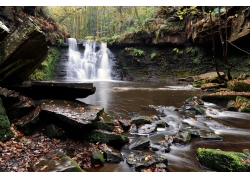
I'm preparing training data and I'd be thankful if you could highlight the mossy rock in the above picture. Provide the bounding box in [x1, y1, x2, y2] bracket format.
[87, 130, 129, 147]
[227, 80, 250, 92]
[91, 150, 105, 166]
[32, 150, 84, 172]
[197, 148, 250, 171]
[0, 98, 14, 141]
[226, 100, 240, 111]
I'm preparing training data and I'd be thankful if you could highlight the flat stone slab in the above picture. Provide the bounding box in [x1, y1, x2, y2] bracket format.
[8, 81, 96, 100]
[126, 151, 168, 171]
[40, 99, 103, 129]
[32, 150, 84, 172]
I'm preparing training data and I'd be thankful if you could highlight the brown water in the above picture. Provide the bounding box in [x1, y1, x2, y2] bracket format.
[77, 80, 250, 172]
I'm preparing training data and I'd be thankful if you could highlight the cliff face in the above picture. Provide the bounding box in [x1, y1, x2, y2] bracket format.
[107, 6, 250, 82]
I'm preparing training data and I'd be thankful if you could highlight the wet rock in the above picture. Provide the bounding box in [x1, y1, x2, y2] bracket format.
[129, 124, 138, 134]
[91, 150, 105, 167]
[181, 104, 205, 115]
[94, 112, 116, 131]
[0, 88, 36, 122]
[140, 163, 168, 172]
[43, 124, 67, 139]
[173, 130, 191, 145]
[130, 116, 151, 125]
[0, 98, 14, 141]
[98, 143, 123, 163]
[198, 130, 222, 141]
[9, 81, 96, 100]
[87, 130, 129, 147]
[126, 151, 168, 172]
[40, 99, 104, 130]
[129, 136, 150, 150]
[118, 119, 131, 130]
[226, 100, 240, 112]
[0, 17, 48, 86]
[138, 124, 157, 134]
[185, 96, 204, 106]
[197, 148, 250, 172]
[149, 133, 171, 153]
[32, 150, 84, 172]
[243, 149, 250, 156]
[15, 106, 41, 135]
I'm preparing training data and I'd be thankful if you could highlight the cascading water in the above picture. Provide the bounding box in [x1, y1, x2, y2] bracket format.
[66, 38, 112, 81]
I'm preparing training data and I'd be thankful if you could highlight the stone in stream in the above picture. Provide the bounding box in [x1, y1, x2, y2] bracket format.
[198, 129, 222, 141]
[149, 133, 171, 153]
[185, 96, 204, 106]
[91, 149, 105, 167]
[138, 124, 157, 134]
[98, 143, 123, 163]
[32, 150, 84, 172]
[0, 17, 48, 86]
[118, 119, 131, 130]
[173, 130, 192, 145]
[40, 99, 104, 130]
[130, 116, 151, 125]
[197, 148, 250, 172]
[181, 104, 205, 115]
[93, 112, 124, 133]
[87, 130, 129, 147]
[129, 124, 138, 134]
[129, 136, 150, 150]
[0, 98, 14, 141]
[126, 151, 168, 172]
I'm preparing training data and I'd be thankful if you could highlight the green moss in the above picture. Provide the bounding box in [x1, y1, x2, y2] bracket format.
[0, 98, 14, 141]
[28, 46, 61, 81]
[197, 148, 250, 171]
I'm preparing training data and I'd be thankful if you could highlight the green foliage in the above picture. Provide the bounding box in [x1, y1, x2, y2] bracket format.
[28, 47, 61, 81]
[151, 52, 157, 59]
[173, 48, 179, 53]
[125, 47, 144, 56]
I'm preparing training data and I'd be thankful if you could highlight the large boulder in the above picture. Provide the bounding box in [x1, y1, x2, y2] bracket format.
[0, 17, 48, 86]
[40, 99, 104, 130]
[197, 148, 250, 171]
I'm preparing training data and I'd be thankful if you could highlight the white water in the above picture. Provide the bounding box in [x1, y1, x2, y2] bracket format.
[66, 38, 112, 81]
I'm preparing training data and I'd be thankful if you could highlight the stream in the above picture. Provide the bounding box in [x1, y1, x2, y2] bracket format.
[76, 80, 250, 172]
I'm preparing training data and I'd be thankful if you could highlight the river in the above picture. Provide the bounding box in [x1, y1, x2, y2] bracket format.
[76, 80, 250, 172]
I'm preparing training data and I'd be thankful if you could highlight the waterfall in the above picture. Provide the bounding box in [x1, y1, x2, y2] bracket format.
[66, 38, 112, 81]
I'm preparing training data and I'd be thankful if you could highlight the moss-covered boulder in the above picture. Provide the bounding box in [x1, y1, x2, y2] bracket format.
[226, 96, 250, 113]
[32, 150, 84, 172]
[87, 130, 129, 147]
[0, 98, 14, 141]
[227, 79, 250, 92]
[197, 148, 250, 171]
[130, 116, 151, 125]
[91, 149, 105, 167]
